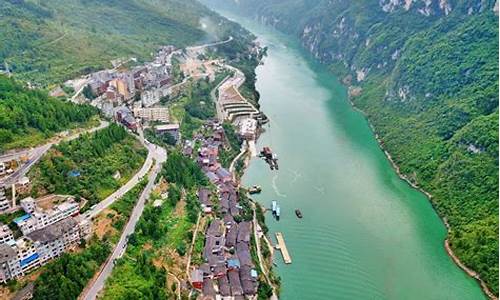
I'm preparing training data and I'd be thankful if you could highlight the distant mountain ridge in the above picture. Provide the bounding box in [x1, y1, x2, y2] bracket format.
[203, 0, 499, 296]
[0, 0, 244, 84]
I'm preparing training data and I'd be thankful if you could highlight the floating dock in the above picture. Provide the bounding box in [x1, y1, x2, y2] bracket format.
[275, 232, 292, 264]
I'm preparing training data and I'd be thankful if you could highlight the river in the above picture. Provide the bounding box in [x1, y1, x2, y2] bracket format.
[219, 11, 487, 300]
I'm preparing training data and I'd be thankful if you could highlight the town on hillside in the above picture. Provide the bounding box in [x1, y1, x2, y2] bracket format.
[0, 37, 278, 300]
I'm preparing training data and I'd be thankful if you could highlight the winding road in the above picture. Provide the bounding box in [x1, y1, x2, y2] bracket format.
[82, 141, 166, 300]
[0, 120, 109, 189]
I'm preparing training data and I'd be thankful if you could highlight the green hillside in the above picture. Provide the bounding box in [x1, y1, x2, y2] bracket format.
[0, 75, 97, 151]
[204, 0, 499, 295]
[0, 0, 243, 84]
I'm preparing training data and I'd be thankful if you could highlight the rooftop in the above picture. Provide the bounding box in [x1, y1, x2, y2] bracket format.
[26, 217, 78, 243]
[155, 124, 180, 131]
[0, 244, 16, 263]
[13, 214, 31, 225]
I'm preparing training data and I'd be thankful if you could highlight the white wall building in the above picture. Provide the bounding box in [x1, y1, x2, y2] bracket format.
[0, 224, 14, 246]
[0, 217, 83, 283]
[17, 197, 79, 235]
[0, 188, 10, 212]
[133, 107, 169, 123]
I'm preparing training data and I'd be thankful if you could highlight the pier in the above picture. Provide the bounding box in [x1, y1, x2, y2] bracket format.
[275, 232, 292, 264]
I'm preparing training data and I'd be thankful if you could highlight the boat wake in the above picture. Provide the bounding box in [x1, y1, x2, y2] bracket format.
[313, 185, 325, 194]
[287, 168, 302, 184]
[272, 174, 287, 198]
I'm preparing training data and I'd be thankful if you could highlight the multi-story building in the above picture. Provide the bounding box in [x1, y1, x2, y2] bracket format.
[16, 197, 79, 235]
[0, 223, 14, 245]
[133, 107, 169, 123]
[26, 217, 80, 265]
[155, 124, 180, 142]
[19, 197, 36, 214]
[0, 187, 10, 212]
[15, 237, 40, 274]
[0, 216, 83, 283]
[0, 244, 21, 283]
[110, 78, 132, 100]
[239, 118, 257, 140]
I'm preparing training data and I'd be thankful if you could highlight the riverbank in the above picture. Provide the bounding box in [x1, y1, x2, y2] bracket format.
[222, 55, 281, 298]
[228, 142, 280, 297]
[346, 91, 497, 300]
[220, 10, 487, 299]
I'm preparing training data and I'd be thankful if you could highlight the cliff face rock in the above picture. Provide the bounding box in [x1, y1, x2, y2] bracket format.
[222, 0, 497, 105]
[379, 0, 453, 15]
[202, 0, 499, 295]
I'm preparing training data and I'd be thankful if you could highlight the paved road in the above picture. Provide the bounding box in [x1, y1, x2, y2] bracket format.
[186, 36, 233, 52]
[0, 149, 33, 163]
[0, 121, 109, 188]
[82, 143, 166, 300]
[85, 141, 155, 219]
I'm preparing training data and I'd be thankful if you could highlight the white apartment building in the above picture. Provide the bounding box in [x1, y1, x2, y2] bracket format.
[0, 224, 14, 245]
[26, 217, 80, 265]
[239, 118, 258, 140]
[133, 107, 169, 123]
[0, 188, 10, 212]
[20, 197, 36, 214]
[17, 197, 79, 235]
[0, 217, 82, 283]
[14, 237, 40, 274]
[0, 244, 21, 283]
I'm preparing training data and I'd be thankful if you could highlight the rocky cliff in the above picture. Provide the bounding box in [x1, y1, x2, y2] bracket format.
[204, 0, 499, 296]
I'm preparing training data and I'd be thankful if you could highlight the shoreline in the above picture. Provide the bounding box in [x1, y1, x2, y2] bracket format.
[346, 93, 497, 300]
[221, 44, 279, 298]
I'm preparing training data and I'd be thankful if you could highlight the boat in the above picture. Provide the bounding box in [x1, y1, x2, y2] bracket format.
[260, 147, 273, 159]
[295, 209, 303, 218]
[248, 185, 262, 194]
[271, 201, 277, 215]
[276, 206, 281, 220]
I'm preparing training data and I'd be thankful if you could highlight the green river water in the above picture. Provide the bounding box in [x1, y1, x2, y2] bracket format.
[223, 12, 486, 300]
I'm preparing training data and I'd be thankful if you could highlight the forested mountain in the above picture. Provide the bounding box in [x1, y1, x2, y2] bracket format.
[0, 0, 247, 84]
[29, 123, 147, 207]
[203, 0, 499, 295]
[0, 75, 97, 151]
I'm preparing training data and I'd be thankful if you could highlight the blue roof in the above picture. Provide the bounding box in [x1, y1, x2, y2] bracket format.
[20, 253, 39, 267]
[68, 170, 81, 177]
[13, 214, 31, 224]
[227, 258, 240, 268]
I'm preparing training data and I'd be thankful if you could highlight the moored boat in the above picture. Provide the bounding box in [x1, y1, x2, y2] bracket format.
[295, 209, 303, 218]
[248, 185, 262, 194]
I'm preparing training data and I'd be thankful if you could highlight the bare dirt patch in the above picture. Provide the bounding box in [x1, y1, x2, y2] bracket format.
[92, 208, 118, 239]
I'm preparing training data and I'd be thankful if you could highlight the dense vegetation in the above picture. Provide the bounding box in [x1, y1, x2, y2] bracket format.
[219, 121, 242, 168]
[0, 0, 246, 84]
[168, 69, 232, 139]
[159, 150, 208, 189]
[205, 0, 499, 294]
[102, 191, 197, 299]
[29, 124, 147, 207]
[0, 75, 96, 151]
[32, 238, 111, 300]
[184, 78, 217, 119]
